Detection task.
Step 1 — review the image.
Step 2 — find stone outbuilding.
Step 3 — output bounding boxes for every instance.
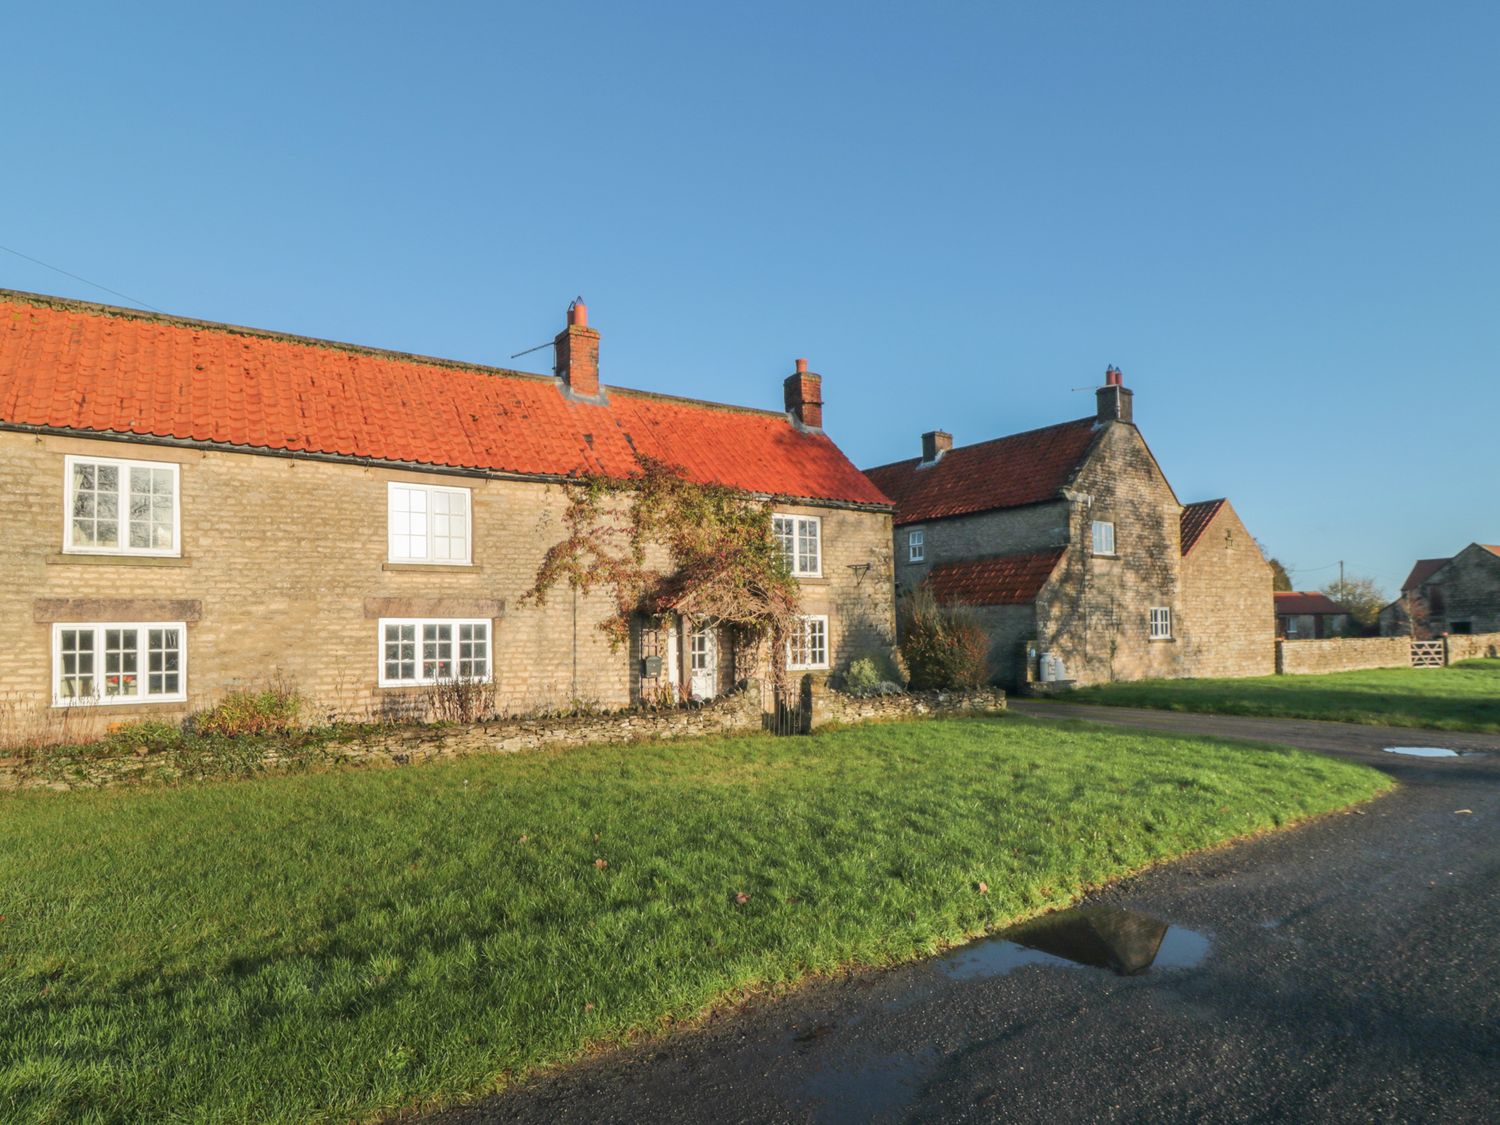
[0,289,895,728]
[1379,544,1500,637]
[862,369,1273,688]
[1274,591,1350,639]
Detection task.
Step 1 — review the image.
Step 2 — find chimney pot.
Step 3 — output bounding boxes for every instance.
[1096,367,1133,423]
[784,360,823,429]
[921,430,953,463]
[555,298,601,400]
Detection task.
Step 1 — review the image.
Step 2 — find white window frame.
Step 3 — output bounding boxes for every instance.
[51,621,188,707]
[1149,607,1173,640]
[1091,520,1116,557]
[787,614,830,671]
[908,528,925,563]
[386,482,473,565]
[377,617,492,688]
[773,513,822,577]
[62,455,181,557]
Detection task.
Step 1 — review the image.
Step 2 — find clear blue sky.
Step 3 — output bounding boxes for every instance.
[6,1,1497,597]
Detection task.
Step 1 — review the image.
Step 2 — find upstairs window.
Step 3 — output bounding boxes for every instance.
[64,455,179,556]
[1091,520,1116,556]
[773,514,822,576]
[53,622,186,706]
[908,528,925,562]
[379,618,491,687]
[787,615,830,670]
[1149,607,1173,640]
[388,483,471,564]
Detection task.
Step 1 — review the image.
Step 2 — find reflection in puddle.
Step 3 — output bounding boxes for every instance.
[1383,746,1461,758]
[938,906,1209,980]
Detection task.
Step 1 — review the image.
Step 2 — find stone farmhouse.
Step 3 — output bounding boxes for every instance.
[1379,544,1500,637]
[1274,591,1349,639]
[0,290,895,725]
[862,369,1273,687]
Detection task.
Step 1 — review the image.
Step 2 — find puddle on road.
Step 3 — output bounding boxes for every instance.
[1383,746,1462,758]
[799,1048,935,1124]
[937,905,1209,980]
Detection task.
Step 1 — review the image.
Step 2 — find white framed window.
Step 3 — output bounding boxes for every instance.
[52,622,186,706]
[63,455,180,556]
[787,615,830,670]
[387,482,472,564]
[908,528,925,563]
[378,618,491,687]
[1092,520,1116,556]
[1149,607,1173,640]
[773,514,822,576]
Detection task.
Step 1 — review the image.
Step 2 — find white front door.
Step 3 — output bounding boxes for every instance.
[688,624,717,700]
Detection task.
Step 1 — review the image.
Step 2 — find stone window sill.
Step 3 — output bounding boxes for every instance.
[382,562,483,574]
[796,575,830,586]
[47,553,192,568]
[1148,637,1176,643]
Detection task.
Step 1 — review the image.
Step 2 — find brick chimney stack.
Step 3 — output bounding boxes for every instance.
[784,357,823,430]
[921,430,952,463]
[554,297,601,400]
[1096,365,1133,423]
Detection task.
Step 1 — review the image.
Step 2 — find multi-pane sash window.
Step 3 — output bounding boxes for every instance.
[1092,520,1116,556]
[773,514,821,576]
[64,456,180,555]
[1149,607,1173,640]
[387,483,472,564]
[53,622,186,705]
[908,528,925,562]
[379,618,491,686]
[787,615,829,670]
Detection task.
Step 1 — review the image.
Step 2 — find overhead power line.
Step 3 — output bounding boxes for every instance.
[0,244,165,313]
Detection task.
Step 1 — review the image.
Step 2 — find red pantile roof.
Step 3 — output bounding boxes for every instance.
[0,290,890,508]
[926,549,1065,606]
[862,418,1101,526]
[1179,498,1226,556]
[1484,545,1500,559]
[1274,591,1346,616]
[1399,558,1450,593]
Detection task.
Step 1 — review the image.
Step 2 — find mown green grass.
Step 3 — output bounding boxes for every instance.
[1063,659,1500,732]
[0,717,1390,1123]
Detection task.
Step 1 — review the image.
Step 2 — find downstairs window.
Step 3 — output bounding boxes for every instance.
[379,618,491,687]
[53,622,186,706]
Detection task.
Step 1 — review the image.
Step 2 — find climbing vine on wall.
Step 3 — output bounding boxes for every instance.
[523,457,803,688]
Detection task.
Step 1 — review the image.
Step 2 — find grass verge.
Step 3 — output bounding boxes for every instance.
[1062,659,1500,733]
[0,717,1391,1123]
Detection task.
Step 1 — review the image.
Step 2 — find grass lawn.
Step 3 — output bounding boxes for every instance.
[0,717,1390,1123]
[1061,658,1500,733]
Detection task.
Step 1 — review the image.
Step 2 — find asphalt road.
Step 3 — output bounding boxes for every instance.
[431,706,1500,1125]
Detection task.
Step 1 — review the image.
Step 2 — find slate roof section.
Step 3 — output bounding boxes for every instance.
[1179,498,1226,556]
[1399,558,1451,592]
[0,290,891,508]
[926,548,1066,607]
[1274,591,1347,616]
[862,418,1101,527]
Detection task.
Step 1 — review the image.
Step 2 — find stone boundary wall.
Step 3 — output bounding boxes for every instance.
[1445,632,1500,663]
[815,686,1007,726]
[1275,636,1412,675]
[2,683,1008,790]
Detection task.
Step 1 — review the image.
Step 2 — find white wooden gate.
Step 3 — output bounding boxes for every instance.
[1410,640,1445,667]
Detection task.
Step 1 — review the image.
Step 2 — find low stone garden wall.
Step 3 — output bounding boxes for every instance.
[1444,632,1500,663]
[1275,636,1412,675]
[814,685,1008,725]
[1,681,1007,791]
